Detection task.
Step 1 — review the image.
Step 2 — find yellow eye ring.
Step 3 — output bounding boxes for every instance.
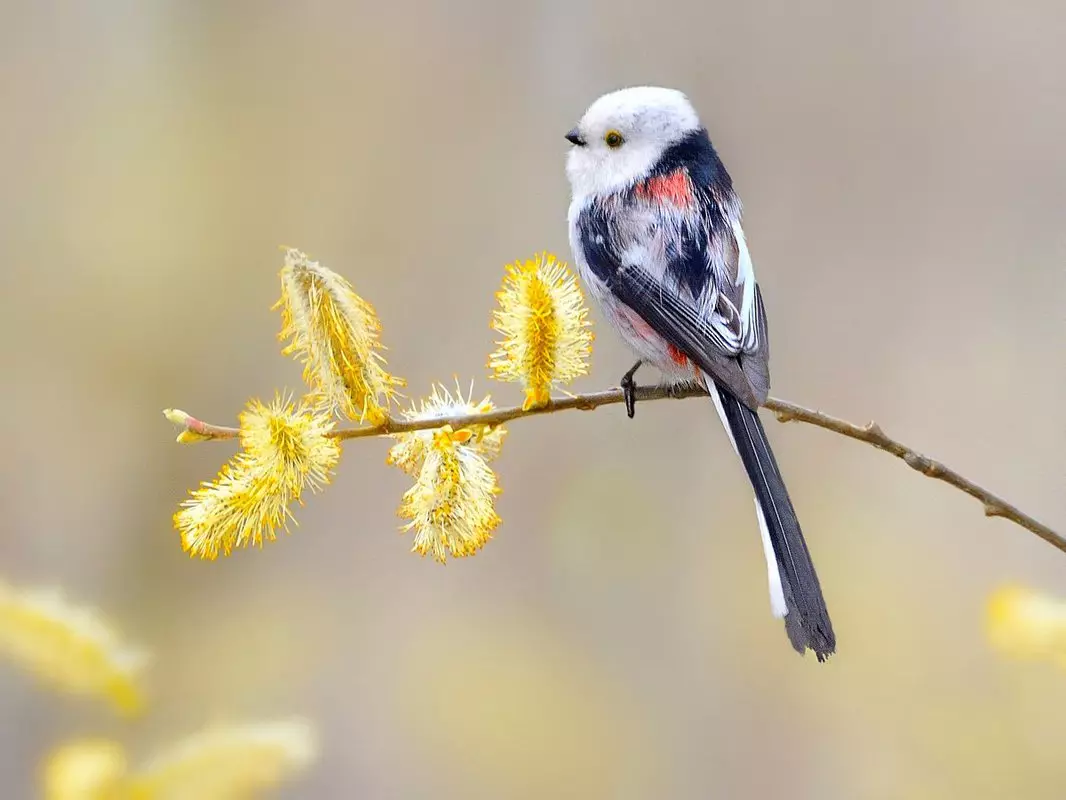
[604,130,624,148]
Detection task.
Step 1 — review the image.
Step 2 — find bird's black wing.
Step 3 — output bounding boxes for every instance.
[577,189,766,408]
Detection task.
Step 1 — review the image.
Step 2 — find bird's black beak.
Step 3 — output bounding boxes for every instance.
[565,127,586,146]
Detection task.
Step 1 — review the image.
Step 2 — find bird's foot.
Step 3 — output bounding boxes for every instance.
[620,360,642,419]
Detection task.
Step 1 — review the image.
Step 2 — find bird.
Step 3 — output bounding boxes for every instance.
[564,86,835,660]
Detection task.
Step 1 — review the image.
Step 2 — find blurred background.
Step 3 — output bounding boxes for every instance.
[2,1,1065,797]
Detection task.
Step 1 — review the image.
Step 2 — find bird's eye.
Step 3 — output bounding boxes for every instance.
[604,130,624,148]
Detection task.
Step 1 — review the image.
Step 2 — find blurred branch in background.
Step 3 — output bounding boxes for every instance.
[168,383,1064,555]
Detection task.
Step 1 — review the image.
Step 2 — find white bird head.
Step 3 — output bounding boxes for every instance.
[565,86,702,199]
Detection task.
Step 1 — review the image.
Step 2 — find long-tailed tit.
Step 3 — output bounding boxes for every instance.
[565,87,835,660]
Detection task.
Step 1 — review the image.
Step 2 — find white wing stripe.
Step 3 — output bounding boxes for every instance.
[731,221,760,352]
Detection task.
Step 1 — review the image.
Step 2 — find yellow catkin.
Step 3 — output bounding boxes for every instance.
[987,585,1066,666]
[276,247,404,423]
[41,739,128,800]
[398,427,501,563]
[0,582,148,716]
[489,252,592,409]
[126,719,317,800]
[387,380,507,477]
[174,396,340,559]
[238,396,341,498]
[174,456,287,559]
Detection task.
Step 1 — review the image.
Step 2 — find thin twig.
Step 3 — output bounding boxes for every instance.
[165,386,1064,554]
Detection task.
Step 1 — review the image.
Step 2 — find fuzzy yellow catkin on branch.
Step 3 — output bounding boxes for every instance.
[276,247,404,424]
[173,396,340,560]
[0,581,148,716]
[489,252,592,410]
[986,585,1066,667]
[397,425,501,563]
[387,380,507,476]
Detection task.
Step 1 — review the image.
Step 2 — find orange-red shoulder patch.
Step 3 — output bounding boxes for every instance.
[667,343,689,367]
[635,170,695,207]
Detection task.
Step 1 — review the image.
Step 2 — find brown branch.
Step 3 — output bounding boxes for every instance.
[164,386,1064,554]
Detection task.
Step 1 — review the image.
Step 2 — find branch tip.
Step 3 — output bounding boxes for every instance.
[163,408,191,426]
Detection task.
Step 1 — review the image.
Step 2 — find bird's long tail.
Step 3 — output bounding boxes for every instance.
[707,379,836,660]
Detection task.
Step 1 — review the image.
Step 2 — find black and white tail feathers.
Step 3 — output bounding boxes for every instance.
[707,379,836,661]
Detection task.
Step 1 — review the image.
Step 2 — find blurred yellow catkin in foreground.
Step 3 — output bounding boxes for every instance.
[0,580,148,716]
[987,584,1066,666]
[43,739,128,800]
[43,719,317,800]
[128,718,317,799]
[174,396,341,559]
[277,247,404,424]
[489,252,592,409]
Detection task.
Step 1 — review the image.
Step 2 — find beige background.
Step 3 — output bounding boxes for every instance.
[2,1,1065,797]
